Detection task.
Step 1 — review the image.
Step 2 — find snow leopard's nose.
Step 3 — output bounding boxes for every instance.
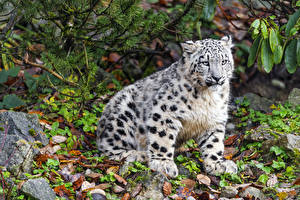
[212,75,221,82]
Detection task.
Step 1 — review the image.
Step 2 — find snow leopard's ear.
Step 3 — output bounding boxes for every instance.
[221,35,234,49]
[181,41,197,56]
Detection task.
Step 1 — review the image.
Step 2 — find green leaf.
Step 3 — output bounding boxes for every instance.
[285,40,298,73]
[0,70,8,84]
[251,19,260,29]
[273,45,283,64]
[261,39,274,72]
[272,160,285,170]
[269,28,279,52]
[258,174,269,184]
[297,39,300,66]
[260,20,268,39]
[286,9,300,36]
[2,94,25,109]
[200,0,217,21]
[248,36,262,67]
[7,66,20,77]
[297,0,300,6]
[270,146,285,156]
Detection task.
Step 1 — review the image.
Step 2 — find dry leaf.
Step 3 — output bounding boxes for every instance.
[121,193,130,200]
[224,134,238,146]
[93,183,111,190]
[106,166,119,174]
[224,147,238,159]
[113,173,127,185]
[267,174,278,187]
[69,150,81,156]
[86,173,103,179]
[180,179,196,189]
[113,184,125,193]
[163,181,172,196]
[196,174,211,186]
[292,176,300,185]
[131,183,142,198]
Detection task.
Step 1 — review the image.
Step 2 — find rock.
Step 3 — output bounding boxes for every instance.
[91,193,106,200]
[90,188,106,196]
[221,186,238,198]
[244,124,276,142]
[288,88,300,108]
[244,93,274,113]
[271,79,285,89]
[226,123,235,132]
[51,135,67,144]
[239,186,265,199]
[21,178,56,200]
[0,111,48,175]
[285,134,300,152]
[135,172,167,200]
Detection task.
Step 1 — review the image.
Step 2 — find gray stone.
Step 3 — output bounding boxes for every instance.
[244,124,277,142]
[285,134,300,152]
[0,111,48,175]
[288,88,300,108]
[21,178,56,200]
[91,193,106,200]
[135,172,167,200]
[221,186,239,198]
[239,186,266,199]
[244,93,274,113]
[0,111,48,145]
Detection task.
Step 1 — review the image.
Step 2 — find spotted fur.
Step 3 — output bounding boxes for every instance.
[96,36,237,177]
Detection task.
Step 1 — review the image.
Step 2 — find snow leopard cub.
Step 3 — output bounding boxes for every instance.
[96,36,237,177]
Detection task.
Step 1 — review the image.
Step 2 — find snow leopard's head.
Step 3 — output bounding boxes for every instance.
[181,36,234,88]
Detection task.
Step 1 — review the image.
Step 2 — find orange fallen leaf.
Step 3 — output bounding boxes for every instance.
[69,150,81,156]
[180,179,196,189]
[224,134,238,146]
[163,181,172,196]
[121,193,130,200]
[113,174,127,185]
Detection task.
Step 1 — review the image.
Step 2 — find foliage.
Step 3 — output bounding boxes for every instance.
[246,0,300,73]
[0,0,217,108]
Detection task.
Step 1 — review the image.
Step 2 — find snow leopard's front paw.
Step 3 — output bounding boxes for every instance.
[149,159,178,178]
[204,159,237,175]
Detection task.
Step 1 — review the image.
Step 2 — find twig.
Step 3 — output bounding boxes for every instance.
[13,55,79,87]
[165,0,196,29]
[216,0,248,31]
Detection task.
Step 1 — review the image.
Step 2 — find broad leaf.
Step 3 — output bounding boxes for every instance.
[285,40,298,73]
[260,21,268,39]
[7,66,20,77]
[261,39,274,73]
[273,45,283,64]
[251,19,260,29]
[200,0,217,22]
[0,70,8,84]
[269,28,279,52]
[248,36,262,67]
[2,94,25,109]
[285,9,300,36]
[297,39,300,66]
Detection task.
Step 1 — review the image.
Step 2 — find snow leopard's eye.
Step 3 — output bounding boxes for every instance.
[200,61,210,66]
[222,60,229,65]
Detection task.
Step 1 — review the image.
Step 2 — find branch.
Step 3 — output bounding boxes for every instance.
[13,54,79,87]
[164,0,196,29]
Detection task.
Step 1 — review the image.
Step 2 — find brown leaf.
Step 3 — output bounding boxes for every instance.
[163,181,172,196]
[73,175,84,190]
[130,183,142,198]
[197,174,211,186]
[113,173,127,185]
[292,176,300,185]
[35,154,53,167]
[108,53,121,63]
[107,83,116,89]
[113,184,125,193]
[224,147,239,159]
[224,134,239,146]
[86,172,103,179]
[106,166,119,174]
[121,193,130,200]
[54,185,72,197]
[94,183,111,190]
[180,179,196,189]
